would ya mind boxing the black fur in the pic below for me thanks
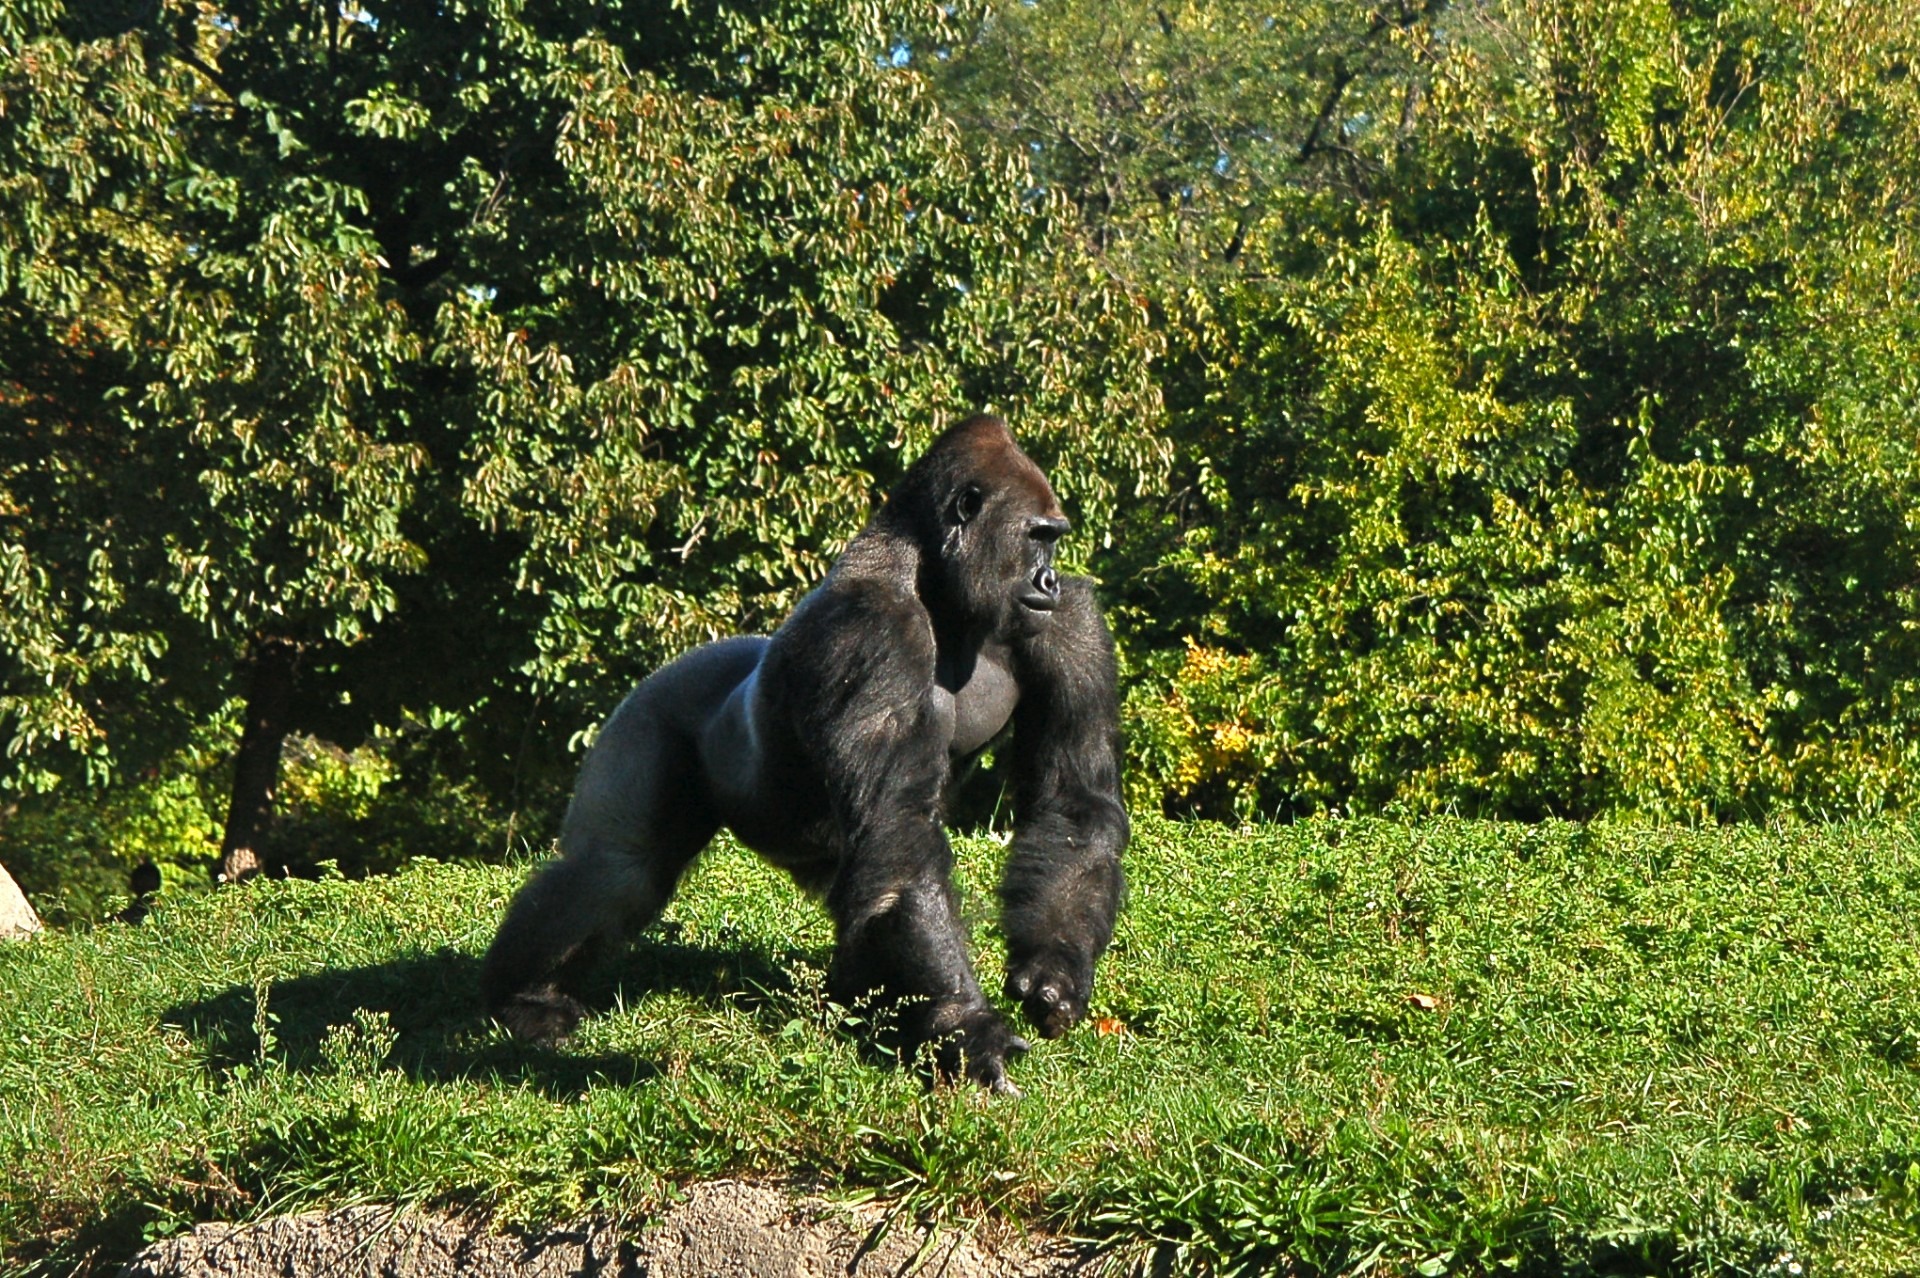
[480,416,1128,1093]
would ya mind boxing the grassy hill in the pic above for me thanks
[4,818,1920,1276]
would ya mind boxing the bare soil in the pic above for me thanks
[119,1180,1103,1278]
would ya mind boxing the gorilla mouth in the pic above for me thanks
[1020,566,1060,612]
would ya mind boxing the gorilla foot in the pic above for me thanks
[1005,954,1091,1040]
[492,989,587,1043]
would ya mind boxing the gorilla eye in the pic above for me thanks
[951,485,985,526]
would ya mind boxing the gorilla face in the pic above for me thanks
[940,452,1070,630]
[1015,513,1068,614]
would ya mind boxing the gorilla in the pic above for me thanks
[481,415,1127,1093]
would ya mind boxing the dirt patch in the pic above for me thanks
[119,1180,1102,1277]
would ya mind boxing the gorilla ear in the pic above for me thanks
[949,484,985,527]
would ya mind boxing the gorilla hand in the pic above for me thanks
[1005,948,1094,1041]
[930,1005,1031,1096]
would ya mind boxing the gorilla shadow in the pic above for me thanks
[161,933,822,1100]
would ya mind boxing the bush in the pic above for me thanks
[1098,0,1920,821]
[1,721,509,922]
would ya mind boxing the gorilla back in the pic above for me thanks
[481,415,1128,1093]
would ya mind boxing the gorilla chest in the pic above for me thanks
[934,649,1020,758]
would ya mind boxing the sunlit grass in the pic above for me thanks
[3,818,1919,1275]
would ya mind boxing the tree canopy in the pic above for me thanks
[6,0,1920,908]
[943,0,1920,821]
[0,0,1163,893]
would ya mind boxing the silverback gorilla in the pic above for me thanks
[481,415,1127,1093]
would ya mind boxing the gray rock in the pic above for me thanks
[119,1181,1098,1278]
[0,863,41,937]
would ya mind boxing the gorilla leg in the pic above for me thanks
[483,832,716,1041]
[482,691,718,1042]
[482,855,641,1041]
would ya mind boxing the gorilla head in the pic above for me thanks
[880,415,1072,632]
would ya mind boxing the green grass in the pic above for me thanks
[4,818,1920,1275]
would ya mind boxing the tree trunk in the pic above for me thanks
[217,637,298,884]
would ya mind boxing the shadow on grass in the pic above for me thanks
[161,934,822,1099]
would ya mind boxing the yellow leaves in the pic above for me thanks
[1176,638,1251,682]
[1127,639,1278,819]
[1210,721,1253,758]
[276,734,395,817]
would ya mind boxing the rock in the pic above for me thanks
[0,863,40,937]
[119,1181,1097,1278]
[629,1181,1084,1277]
[119,1206,628,1278]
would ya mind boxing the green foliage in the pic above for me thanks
[10,0,1920,847]
[933,0,1427,274]
[0,6,428,792]
[0,0,1164,861]
[0,714,230,924]
[1121,639,1286,822]
[948,0,1920,820]
[258,731,505,878]
[0,722,503,921]
[429,0,1165,738]
[0,22,205,791]
[6,820,1920,1274]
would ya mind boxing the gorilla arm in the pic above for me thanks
[770,579,1030,1093]
[1000,576,1129,1040]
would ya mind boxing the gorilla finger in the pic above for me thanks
[965,1049,1022,1095]
[1023,992,1081,1039]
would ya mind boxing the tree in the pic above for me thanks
[0,0,1166,886]
[942,0,1920,821]
[2,5,427,881]
[934,0,1436,273]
